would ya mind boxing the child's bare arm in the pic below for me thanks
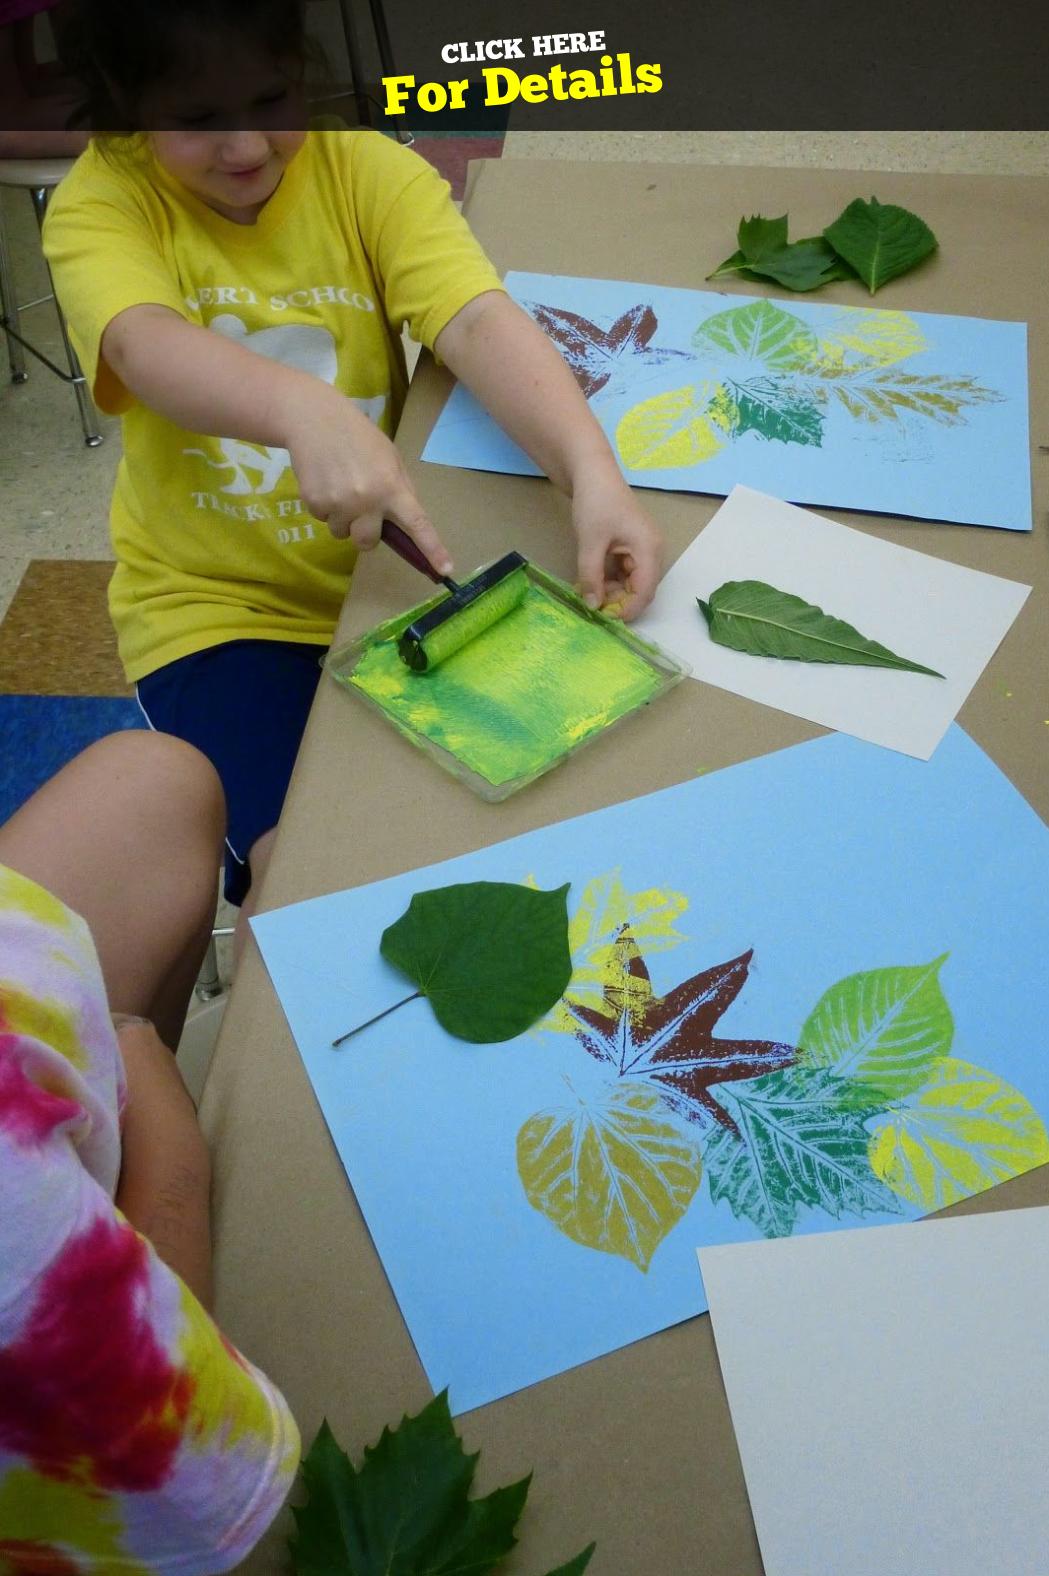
[102,304,451,569]
[435,291,663,617]
[113,1018,213,1308]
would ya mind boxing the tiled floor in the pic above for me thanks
[2,129,1046,1084]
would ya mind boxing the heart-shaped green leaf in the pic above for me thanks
[290,1395,596,1576]
[822,196,938,294]
[697,580,945,677]
[380,880,572,1043]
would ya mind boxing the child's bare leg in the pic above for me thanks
[232,826,277,961]
[0,732,225,1049]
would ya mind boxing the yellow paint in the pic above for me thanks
[615,380,732,470]
[868,1056,1049,1210]
[350,581,665,788]
[814,308,928,371]
[529,870,688,1034]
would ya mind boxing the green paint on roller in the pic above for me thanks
[351,581,664,788]
[399,566,530,671]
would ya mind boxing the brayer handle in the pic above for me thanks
[380,519,455,589]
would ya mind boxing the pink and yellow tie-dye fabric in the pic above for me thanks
[0,865,299,1573]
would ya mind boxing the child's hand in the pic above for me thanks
[284,390,454,575]
[571,468,664,619]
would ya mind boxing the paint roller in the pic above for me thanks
[381,520,529,672]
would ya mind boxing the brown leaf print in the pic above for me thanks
[529,301,688,398]
[570,929,797,1135]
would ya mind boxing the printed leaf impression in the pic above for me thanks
[527,300,689,398]
[517,1084,704,1272]
[513,875,1049,1269]
[593,298,1002,472]
[697,580,945,678]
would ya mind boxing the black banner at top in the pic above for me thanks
[2,0,1047,133]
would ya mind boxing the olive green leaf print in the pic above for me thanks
[517,1084,705,1271]
[798,956,953,1100]
[868,1057,1049,1210]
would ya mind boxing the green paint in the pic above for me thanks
[348,579,665,790]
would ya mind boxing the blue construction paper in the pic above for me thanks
[252,727,1049,1413]
[422,272,1031,531]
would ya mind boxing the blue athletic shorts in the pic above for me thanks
[136,639,327,905]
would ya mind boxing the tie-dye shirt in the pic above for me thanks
[0,864,299,1573]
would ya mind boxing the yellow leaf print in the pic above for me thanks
[526,869,688,1034]
[813,308,927,372]
[616,381,734,470]
[868,1056,1049,1211]
[517,1083,703,1271]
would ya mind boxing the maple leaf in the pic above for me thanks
[569,929,797,1135]
[528,300,690,399]
[291,1395,595,1576]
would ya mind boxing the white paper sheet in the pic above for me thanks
[634,486,1030,758]
[699,1209,1049,1576]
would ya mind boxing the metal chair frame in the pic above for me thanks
[0,179,103,446]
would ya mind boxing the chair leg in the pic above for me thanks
[0,198,28,384]
[195,936,225,1002]
[28,185,103,447]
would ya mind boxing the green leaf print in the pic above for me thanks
[704,1065,902,1238]
[798,956,953,1100]
[692,299,818,372]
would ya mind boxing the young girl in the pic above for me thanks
[43,0,663,915]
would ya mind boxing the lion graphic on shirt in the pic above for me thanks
[183,313,385,495]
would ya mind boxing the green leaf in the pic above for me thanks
[705,1066,902,1238]
[696,580,945,678]
[705,248,754,282]
[798,956,953,1100]
[380,881,572,1043]
[869,1056,1049,1211]
[692,298,818,371]
[744,237,855,292]
[726,378,825,447]
[517,1083,704,1271]
[291,1397,596,1576]
[737,212,789,259]
[822,196,938,294]
[542,1549,597,1576]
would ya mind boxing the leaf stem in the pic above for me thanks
[332,991,423,1048]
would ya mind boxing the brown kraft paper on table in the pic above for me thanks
[200,158,1049,1574]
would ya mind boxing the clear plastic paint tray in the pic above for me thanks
[326,561,687,801]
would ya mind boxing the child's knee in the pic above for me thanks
[87,732,226,842]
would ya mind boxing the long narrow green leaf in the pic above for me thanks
[697,580,944,677]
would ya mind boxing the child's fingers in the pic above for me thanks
[618,542,661,619]
[348,510,384,551]
[385,492,454,577]
[576,534,609,611]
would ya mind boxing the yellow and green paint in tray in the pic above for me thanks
[334,568,683,798]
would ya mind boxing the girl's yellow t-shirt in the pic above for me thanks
[43,131,504,682]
